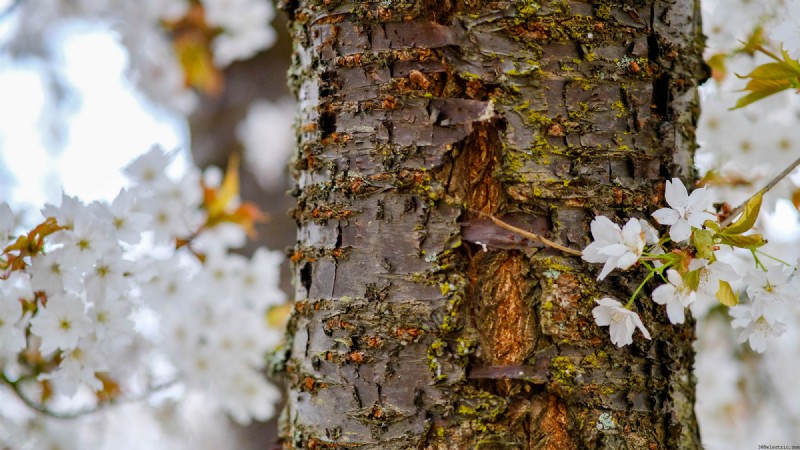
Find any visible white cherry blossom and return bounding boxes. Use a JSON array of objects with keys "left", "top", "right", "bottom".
[
  {"left": 730, "top": 304, "right": 787, "bottom": 353},
  {"left": 41, "top": 193, "right": 85, "bottom": 229},
  {"left": 87, "top": 293, "right": 134, "bottom": 344},
  {"left": 651, "top": 178, "right": 716, "bottom": 242},
  {"left": 90, "top": 190, "right": 151, "bottom": 244},
  {"left": 28, "top": 251, "right": 69, "bottom": 295},
  {"left": 123, "top": 145, "right": 174, "bottom": 189},
  {"left": 240, "top": 247, "right": 286, "bottom": 308},
  {"left": 592, "top": 297, "right": 651, "bottom": 347},
  {"left": 696, "top": 260, "right": 740, "bottom": 302},
  {"left": 29, "top": 293, "right": 92, "bottom": 355},
  {"left": 582, "top": 216, "right": 646, "bottom": 280},
  {"left": 0, "top": 274, "right": 28, "bottom": 357},
  {"left": 39, "top": 338, "right": 107, "bottom": 396},
  {"left": 217, "top": 367, "right": 281, "bottom": 425},
  {"left": 140, "top": 197, "right": 194, "bottom": 243},
  {"left": 745, "top": 266, "right": 794, "bottom": 324},
  {"left": 84, "top": 252, "right": 133, "bottom": 298},
  {"left": 770, "top": 2, "right": 800, "bottom": 57},
  {"left": 49, "top": 214, "right": 116, "bottom": 272},
  {"left": 652, "top": 270, "right": 697, "bottom": 324},
  {"left": 205, "top": 0, "right": 277, "bottom": 66}
]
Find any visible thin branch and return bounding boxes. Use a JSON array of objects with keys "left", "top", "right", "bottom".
[
  {"left": 468, "top": 209, "right": 583, "bottom": 256},
  {"left": 720, "top": 154, "right": 800, "bottom": 228},
  {"left": 1, "top": 372, "right": 179, "bottom": 420}
]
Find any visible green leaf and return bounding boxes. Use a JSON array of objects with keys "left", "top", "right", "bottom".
[
  {"left": 737, "top": 62, "right": 800, "bottom": 80},
  {"left": 716, "top": 280, "right": 738, "bottom": 307},
  {"left": 724, "top": 192, "right": 763, "bottom": 235},
  {"left": 732, "top": 84, "right": 792, "bottom": 109},
  {"left": 703, "top": 219, "right": 720, "bottom": 232},
  {"left": 716, "top": 232, "right": 767, "bottom": 248},
  {"left": 684, "top": 269, "right": 701, "bottom": 292},
  {"left": 739, "top": 26, "right": 767, "bottom": 56},
  {"left": 742, "top": 78, "right": 793, "bottom": 91},
  {"left": 781, "top": 47, "right": 800, "bottom": 74},
  {"left": 692, "top": 229, "right": 715, "bottom": 259}
]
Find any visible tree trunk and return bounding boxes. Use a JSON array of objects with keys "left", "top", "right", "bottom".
[{"left": 280, "top": 1, "right": 705, "bottom": 448}]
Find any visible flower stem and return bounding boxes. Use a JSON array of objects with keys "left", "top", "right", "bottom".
[
  {"left": 626, "top": 262, "right": 672, "bottom": 309},
  {"left": 750, "top": 248, "right": 767, "bottom": 272},
  {"left": 755, "top": 249, "right": 793, "bottom": 267}
]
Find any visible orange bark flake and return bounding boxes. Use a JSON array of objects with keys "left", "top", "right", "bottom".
[
  {"left": 536, "top": 395, "right": 575, "bottom": 450},
  {"left": 473, "top": 253, "right": 534, "bottom": 366}
]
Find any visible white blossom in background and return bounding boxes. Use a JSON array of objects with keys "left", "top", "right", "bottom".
[
  {"left": 592, "top": 298, "right": 651, "bottom": 347},
  {"left": 745, "top": 266, "right": 794, "bottom": 324},
  {"left": 2, "top": 0, "right": 195, "bottom": 113},
  {"left": 0, "top": 146, "right": 288, "bottom": 447},
  {"left": 696, "top": 0, "right": 800, "bottom": 212},
  {"left": 771, "top": 2, "right": 800, "bottom": 57},
  {"left": 692, "top": 0, "right": 800, "bottom": 437},
  {"left": 702, "top": 0, "right": 777, "bottom": 53},
  {"left": 29, "top": 293, "right": 93, "bottom": 355},
  {"left": 237, "top": 98, "right": 297, "bottom": 190},
  {"left": 205, "top": 0, "right": 277, "bottom": 66},
  {"left": 730, "top": 304, "right": 787, "bottom": 353},
  {"left": 1, "top": 0, "right": 277, "bottom": 114},
  {"left": 0, "top": 274, "right": 28, "bottom": 358}
]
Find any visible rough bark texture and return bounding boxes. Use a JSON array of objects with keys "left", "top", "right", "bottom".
[{"left": 280, "top": 1, "right": 705, "bottom": 448}]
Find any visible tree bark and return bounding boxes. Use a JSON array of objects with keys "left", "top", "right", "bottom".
[{"left": 280, "top": 1, "right": 705, "bottom": 448}]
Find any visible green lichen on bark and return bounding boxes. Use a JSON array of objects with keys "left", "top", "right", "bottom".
[{"left": 281, "top": 0, "right": 704, "bottom": 448}]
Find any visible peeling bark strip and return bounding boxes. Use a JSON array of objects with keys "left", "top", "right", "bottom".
[{"left": 281, "top": 1, "right": 703, "bottom": 449}]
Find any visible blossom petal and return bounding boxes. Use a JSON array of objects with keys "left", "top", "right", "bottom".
[
  {"left": 629, "top": 312, "right": 651, "bottom": 340},
  {"left": 639, "top": 219, "right": 660, "bottom": 244},
  {"left": 664, "top": 178, "right": 689, "bottom": 210},
  {"left": 614, "top": 252, "right": 639, "bottom": 270},
  {"left": 668, "top": 219, "right": 692, "bottom": 242},
  {"left": 590, "top": 216, "right": 620, "bottom": 242},
  {"left": 598, "top": 244, "right": 629, "bottom": 257},
  {"left": 686, "top": 186, "right": 711, "bottom": 211},
  {"left": 609, "top": 320, "right": 634, "bottom": 347},
  {"left": 651, "top": 208, "right": 680, "bottom": 225},
  {"left": 581, "top": 243, "right": 607, "bottom": 263},
  {"left": 620, "top": 218, "right": 642, "bottom": 243},
  {"left": 665, "top": 300, "right": 686, "bottom": 324},
  {"left": 592, "top": 304, "right": 614, "bottom": 326},
  {"left": 686, "top": 210, "right": 716, "bottom": 228},
  {"left": 666, "top": 269, "right": 683, "bottom": 286},
  {"left": 652, "top": 283, "right": 676, "bottom": 306},
  {"left": 597, "top": 260, "right": 616, "bottom": 280}
]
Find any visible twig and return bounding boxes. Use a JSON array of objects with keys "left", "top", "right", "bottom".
[
  {"left": 719, "top": 154, "right": 800, "bottom": 228},
  {"left": 469, "top": 209, "right": 583, "bottom": 256},
  {"left": 1, "top": 372, "right": 179, "bottom": 420}
]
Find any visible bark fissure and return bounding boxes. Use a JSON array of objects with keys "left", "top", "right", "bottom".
[{"left": 283, "top": 1, "right": 703, "bottom": 448}]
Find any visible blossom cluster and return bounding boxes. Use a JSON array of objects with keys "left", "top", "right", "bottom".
[
  {"left": 0, "top": 146, "right": 286, "bottom": 448},
  {"left": 2, "top": 0, "right": 278, "bottom": 112},
  {"left": 584, "top": 178, "right": 795, "bottom": 352},
  {"left": 690, "top": 5, "right": 800, "bottom": 444},
  {"left": 204, "top": 0, "right": 278, "bottom": 66}
]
